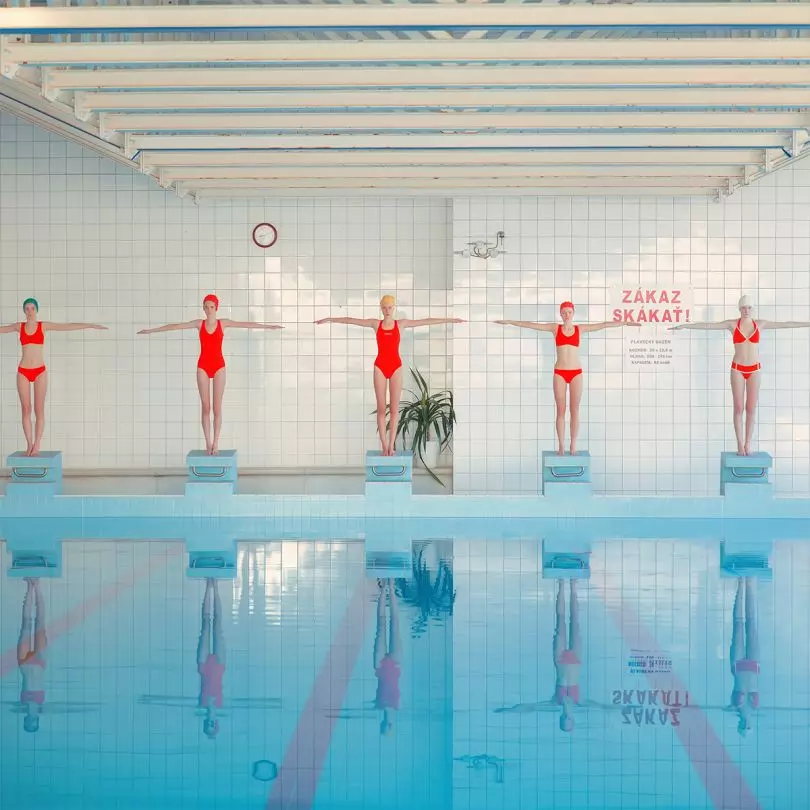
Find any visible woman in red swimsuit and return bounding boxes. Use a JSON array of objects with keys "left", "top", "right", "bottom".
[
  {"left": 197, "top": 578, "right": 226, "bottom": 739},
  {"left": 17, "top": 577, "right": 47, "bottom": 733},
  {"left": 496, "top": 302, "right": 639, "bottom": 455},
  {"left": 0, "top": 298, "right": 107, "bottom": 456},
  {"left": 729, "top": 577, "right": 759, "bottom": 737},
  {"left": 138, "top": 295, "right": 283, "bottom": 455},
  {"left": 374, "top": 578, "right": 402, "bottom": 737},
  {"left": 315, "top": 295, "right": 464, "bottom": 456},
  {"left": 670, "top": 294, "right": 810, "bottom": 455}
]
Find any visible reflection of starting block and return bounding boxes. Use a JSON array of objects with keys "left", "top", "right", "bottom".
[
  {"left": 541, "top": 536, "right": 592, "bottom": 580},
  {"left": 184, "top": 529, "right": 237, "bottom": 579},
  {"left": 186, "top": 450, "right": 237, "bottom": 497},
  {"left": 365, "top": 451, "right": 412, "bottom": 500},
  {"left": 5, "top": 451, "right": 62, "bottom": 497},
  {"left": 720, "top": 540, "right": 773, "bottom": 581},
  {"left": 3, "top": 521, "right": 63, "bottom": 578},
  {"left": 542, "top": 451, "right": 592, "bottom": 497},
  {"left": 720, "top": 452, "right": 772, "bottom": 500},
  {"left": 364, "top": 523, "right": 414, "bottom": 578}
]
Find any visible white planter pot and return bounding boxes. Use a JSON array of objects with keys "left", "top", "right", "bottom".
[{"left": 420, "top": 441, "right": 441, "bottom": 470}]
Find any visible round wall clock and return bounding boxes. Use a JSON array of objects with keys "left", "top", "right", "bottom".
[{"left": 252, "top": 223, "right": 278, "bottom": 249}]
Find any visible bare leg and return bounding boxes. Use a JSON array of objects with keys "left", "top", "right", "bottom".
[
  {"left": 17, "top": 579, "right": 35, "bottom": 662},
  {"left": 568, "top": 374, "right": 584, "bottom": 455},
  {"left": 730, "top": 369, "right": 746, "bottom": 455},
  {"left": 32, "top": 580, "right": 47, "bottom": 659},
  {"left": 211, "top": 368, "right": 227, "bottom": 456},
  {"left": 197, "top": 580, "right": 213, "bottom": 665},
  {"left": 743, "top": 374, "right": 760, "bottom": 457},
  {"left": 744, "top": 578, "right": 760, "bottom": 661},
  {"left": 730, "top": 578, "right": 744, "bottom": 678},
  {"left": 16, "top": 374, "right": 34, "bottom": 456},
  {"left": 196, "top": 369, "right": 213, "bottom": 454},
  {"left": 552, "top": 580, "right": 566, "bottom": 699},
  {"left": 569, "top": 580, "right": 581, "bottom": 657},
  {"left": 211, "top": 579, "right": 226, "bottom": 665},
  {"left": 373, "top": 584, "right": 387, "bottom": 669},
  {"left": 387, "top": 580, "right": 402, "bottom": 661},
  {"left": 373, "top": 367, "right": 388, "bottom": 455},
  {"left": 30, "top": 372, "right": 48, "bottom": 457},
  {"left": 387, "top": 369, "right": 404, "bottom": 457},
  {"left": 552, "top": 374, "right": 567, "bottom": 455}
]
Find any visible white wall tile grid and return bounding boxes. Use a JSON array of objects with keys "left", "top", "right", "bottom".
[
  {"left": 452, "top": 179, "right": 810, "bottom": 496},
  {"left": 0, "top": 112, "right": 452, "bottom": 469}
]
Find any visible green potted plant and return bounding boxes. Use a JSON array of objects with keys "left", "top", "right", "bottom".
[{"left": 376, "top": 368, "right": 455, "bottom": 486}]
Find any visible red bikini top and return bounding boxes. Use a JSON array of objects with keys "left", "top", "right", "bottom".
[
  {"left": 555, "top": 325, "right": 580, "bottom": 347},
  {"left": 733, "top": 319, "right": 760, "bottom": 344},
  {"left": 19, "top": 322, "right": 44, "bottom": 346}
]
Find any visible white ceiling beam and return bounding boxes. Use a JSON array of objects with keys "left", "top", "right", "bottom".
[
  {"left": 9, "top": 38, "right": 810, "bottom": 67},
  {"left": 75, "top": 88, "right": 810, "bottom": 116},
  {"left": 139, "top": 149, "right": 766, "bottom": 169},
  {"left": 1, "top": 5, "right": 807, "bottom": 34},
  {"left": 179, "top": 176, "right": 723, "bottom": 190},
  {"left": 43, "top": 65, "right": 810, "bottom": 93},
  {"left": 191, "top": 187, "right": 716, "bottom": 200},
  {"left": 100, "top": 111, "right": 810, "bottom": 134},
  {"left": 159, "top": 165, "right": 745, "bottom": 181},
  {"left": 124, "top": 132, "right": 789, "bottom": 154}
]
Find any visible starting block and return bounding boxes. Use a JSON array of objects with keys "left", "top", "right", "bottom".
[
  {"left": 365, "top": 451, "right": 412, "bottom": 500},
  {"left": 184, "top": 528, "right": 237, "bottom": 579},
  {"left": 3, "top": 520, "right": 63, "bottom": 578},
  {"left": 542, "top": 451, "right": 592, "bottom": 498},
  {"left": 720, "top": 452, "right": 772, "bottom": 500},
  {"left": 5, "top": 451, "right": 62, "bottom": 498},
  {"left": 364, "top": 523, "right": 413, "bottom": 578},
  {"left": 541, "top": 535, "right": 592, "bottom": 580},
  {"left": 720, "top": 539, "right": 773, "bottom": 581},
  {"left": 186, "top": 450, "right": 238, "bottom": 497}
]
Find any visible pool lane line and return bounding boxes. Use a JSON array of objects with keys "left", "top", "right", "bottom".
[
  {"left": 267, "top": 578, "right": 377, "bottom": 810},
  {"left": 0, "top": 545, "right": 182, "bottom": 679},
  {"left": 590, "top": 569, "right": 762, "bottom": 810}
]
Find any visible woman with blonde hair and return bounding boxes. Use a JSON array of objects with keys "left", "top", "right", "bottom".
[{"left": 316, "top": 296, "right": 464, "bottom": 455}]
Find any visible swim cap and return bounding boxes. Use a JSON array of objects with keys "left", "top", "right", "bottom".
[
  {"left": 559, "top": 301, "right": 575, "bottom": 313},
  {"left": 380, "top": 294, "right": 396, "bottom": 308},
  {"left": 738, "top": 294, "right": 752, "bottom": 309},
  {"left": 23, "top": 297, "right": 38, "bottom": 312},
  {"left": 203, "top": 294, "right": 219, "bottom": 310}
]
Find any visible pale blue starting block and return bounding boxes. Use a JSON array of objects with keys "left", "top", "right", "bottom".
[
  {"left": 365, "top": 451, "right": 412, "bottom": 500},
  {"left": 541, "top": 536, "right": 592, "bottom": 580},
  {"left": 184, "top": 528, "right": 237, "bottom": 580},
  {"left": 720, "top": 539, "right": 773, "bottom": 581},
  {"left": 720, "top": 452, "right": 772, "bottom": 500},
  {"left": 3, "top": 521, "right": 63, "bottom": 578},
  {"left": 541, "top": 451, "right": 592, "bottom": 498},
  {"left": 185, "top": 450, "right": 238, "bottom": 497},
  {"left": 5, "top": 451, "right": 62, "bottom": 498},
  {"left": 364, "top": 524, "right": 414, "bottom": 578}
]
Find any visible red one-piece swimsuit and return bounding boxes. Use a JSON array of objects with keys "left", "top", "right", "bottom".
[
  {"left": 198, "top": 320, "right": 225, "bottom": 379},
  {"left": 374, "top": 320, "right": 402, "bottom": 379}
]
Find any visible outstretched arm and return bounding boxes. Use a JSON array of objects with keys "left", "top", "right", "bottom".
[
  {"left": 137, "top": 320, "right": 199, "bottom": 335},
  {"left": 43, "top": 322, "right": 108, "bottom": 332},
  {"left": 759, "top": 320, "right": 810, "bottom": 330},
  {"left": 220, "top": 320, "right": 284, "bottom": 330},
  {"left": 400, "top": 317, "right": 465, "bottom": 328},
  {"left": 0, "top": 323, "right": 19, "bottom": 334},
  {"left": 494, "top": 319, "right": 556, "bottom": 333},
  {"left": 314, "top": 317, "right": 377, "bottom": 328},
  {"left": 668, "top": 320, "right": 734, "bottom": 332},
  {"left": 581, "top": 320, "right": 642, "bottom": 333}
]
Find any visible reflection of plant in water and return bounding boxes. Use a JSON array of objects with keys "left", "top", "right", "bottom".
[{"left": 394, "top": 545, "right": 455, "bottom": 637}]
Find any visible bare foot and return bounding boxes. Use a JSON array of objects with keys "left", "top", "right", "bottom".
[
  {"left": 211, "top": 445, "right": 219, "bottom": 456},
  {"left": 557, "top": 445, "right": 565, "bottom": 456},
  {"left": 380, "top": 437, "right": 387, "bottom": 456},
  {"left": 387, "top": 439, "right": 396, "bottom": 457},
  {"left": 29, "top": 443, "right": 40, "bottom": 457},
  {"left": 25, "top": 442, "right": 34, "bottom": 457},
  {"left": 569, "top": 444, "right": 576, "bottom": 456},
  {"left": 743, "top": 443, "right": 751, "bottom": 457}
]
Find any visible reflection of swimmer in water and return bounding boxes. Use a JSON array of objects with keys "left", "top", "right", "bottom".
[
  {"left": 198, "top": 578, "right": 226, "bottom": 739},
  {"left": 730, "top": 577, "right": 759, "bottom": 736},
  {"left": 496, "top": 580, "right": 605, "bottom": 731},
  {"left": 374, "top": 579, "right": 402, "bottom": 737},
  {"left": 17, "top": 578, "right": 46, "bottom": 733}
]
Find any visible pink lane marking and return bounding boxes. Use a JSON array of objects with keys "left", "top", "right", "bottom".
[
  {"left": 591, "top": 570, "right": 762, "bottom": 810},
  {"left": 268, "top": 579, "right": 375, "bottom": 810},
  {"left": 0, "top": 545, "right": 181, "bottom": 678}
]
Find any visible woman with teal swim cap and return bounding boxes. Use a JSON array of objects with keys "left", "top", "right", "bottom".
[{"left": 0, "top": 298, "right": 107, "bottom": 456}]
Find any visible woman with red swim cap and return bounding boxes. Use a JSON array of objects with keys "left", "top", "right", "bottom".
[
  {"left": 669, "top": 294, "right": 810, "bottom": 456},
  {"left": 496, "top": 301, "right": 639, "bottom": 455},
  {"left": 315, "top": 295, "right": 465, "bottom": 456},
  {"left": 138, "top": 295, "right": 283, "bottom": 455},
  {"left": 0, "top": 298, "right": 108, "bottom": 456}
]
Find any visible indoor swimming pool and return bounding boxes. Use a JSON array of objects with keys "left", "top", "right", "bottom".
[{"left": 0, "top": 519, "right": 805, "bottom": 810}]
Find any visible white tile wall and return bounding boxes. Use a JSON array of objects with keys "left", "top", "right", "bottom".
[
  {"left": 453, "top": 177, "right": 810, "bottom": 496},
  {"left": 0, "top": 112, "right": 452, "bottom": 469}
]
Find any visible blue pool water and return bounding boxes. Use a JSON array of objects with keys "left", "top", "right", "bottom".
[{"left": 1, "top": 521, "right": 807, "bottom": 810}]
